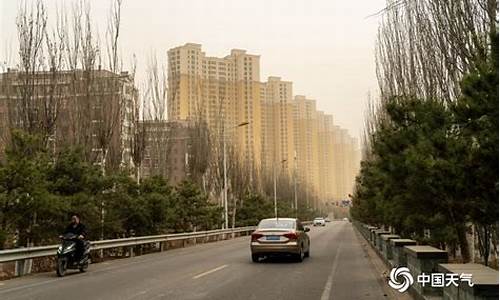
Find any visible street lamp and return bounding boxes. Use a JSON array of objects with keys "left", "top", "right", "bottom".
[
  {"left": 223, "top": 121, "right": 249, "bottom": 229},
  {"left": 294, "top": 151, "right": 298, "bottom": 217},
  {"left": 274, "top": 159, "right": 287, "bottom": 220}
]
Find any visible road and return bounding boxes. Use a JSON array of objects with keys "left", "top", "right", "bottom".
[{"left": 0, "top": 221, "right": 389, "bottom": 300}]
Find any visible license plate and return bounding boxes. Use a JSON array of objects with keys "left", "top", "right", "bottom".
[{"left": 266, "top": 236, "right": 280, "bottom": 241}]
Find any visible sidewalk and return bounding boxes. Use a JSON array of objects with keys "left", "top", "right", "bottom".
[{"left": 353, "top": 227, "right": 414, "bottom": 300}]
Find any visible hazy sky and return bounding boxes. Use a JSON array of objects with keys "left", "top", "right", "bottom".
[{"left": 1, "top": 0, "right": 386, "bottom": 138}]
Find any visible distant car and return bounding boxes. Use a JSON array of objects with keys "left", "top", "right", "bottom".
[
  {"left": 343, "top": 217, "right": 349, "bottom": 222},
  {"left": 250, "top": 218, "right": 310, "bottom": 262},
  {"left": 313, "top": 217, "right": 326, "bottom": 226},
  {"left": 325, "top": 217, "right": 331, "bottom": 222}
]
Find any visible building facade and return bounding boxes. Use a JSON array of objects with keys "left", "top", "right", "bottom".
[
  {"left": 167, "top": 43, "right": 262, "bottom": 169},
  {"left": 292, "top": 96, "right": 320, "bottom": 198},
  {"left": 166, "top": 43, "right": 360, "bottom": 204},
  {"left": 260, "top": 77, "right": 295, "bottom": 177},
  {"left": 0, "top": 68, "right": 136, "bottom": 171},
  {"left": 141, "top": 120, "right": 192, "bottom": 185}
]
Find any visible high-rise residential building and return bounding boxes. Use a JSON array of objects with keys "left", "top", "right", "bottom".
[
  {"left": 260, "top": 77, "right": 295, "bottom": 176},
  {"left": 166, "top": 43, "right": 361, "bottom": 205},
  {"left": 167, "top": 43, "right": 262, "bottom": 169},
  {"left": 330, "top": 126, "right": 360, "bottom": 201},
  {"left": 323, "top": 114, "right": 337, "bottom": 200},
  {"left": 317, "top": 111, "right": 336, "bottom": 201},
  {"left": 332, "top": 126, "right": 343, "bottom": 200},
  {"left": 293, "top": 95, "right": 320, "bottom": 198},
  {"left": 0, "top": 68, "right": 137, "bottom": 170}
]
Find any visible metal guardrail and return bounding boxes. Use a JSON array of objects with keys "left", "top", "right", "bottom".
[{"left": 0, "top": 226, "right": 256, "bottom": 264}]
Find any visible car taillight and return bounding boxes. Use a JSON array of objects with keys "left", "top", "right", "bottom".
[
  {"left": 284, "top": 232, "right": 298, "bottom": 240},
  {"left": 251, "top": 232, "right": 263, "bottom": 241}
]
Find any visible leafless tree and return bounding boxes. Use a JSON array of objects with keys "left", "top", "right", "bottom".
[
  {"left": 138, "top": 51, "right": 170, "bottom": 179},
  {"left": 370, "top": 0, "right": 498, "bottom": 263},
  {"left": 375, "top": 0, "right": 495, "bottom": 103},
  {"left": 12, "top": 0, "right": 48, "bottom": 135},
  {"left": 94, "top": 0, "right": 123, "bottom": 174}
]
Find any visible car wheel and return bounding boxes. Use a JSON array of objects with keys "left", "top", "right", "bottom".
[
  {"left": 304, "top": 247, "right": 310, "bottom": 258},
  {"left": 251, "top": 253, "right": 260, "bottom": 263},
  {"left": 296, "top": 247, "right": 304, "bottom": 262}
]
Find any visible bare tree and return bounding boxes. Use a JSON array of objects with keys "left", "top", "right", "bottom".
[
  {"left": 139, "top": 51, "right": 170, "bottom": 179},
  {"left": 375, "top": 0, "right": 493, "bottom": 103},
  {"left": 13, "top": 0, "right": 48, "bottom": 135},
  {"left": 370, "top": 0, "right": 498, "bottom": 263},
  {"left": 94, "top": 0, "right": 123, "bottom": 174}
]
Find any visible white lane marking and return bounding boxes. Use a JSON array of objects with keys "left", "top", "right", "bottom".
[
  {"left": 320, "top": 243, "right": 342, "bottom": 300},
  {"left": 0, "top": 239, "right": 246, "bottom": 294},
  {"left": 192, "top": 264, "right": 228, "bottom": 279}
]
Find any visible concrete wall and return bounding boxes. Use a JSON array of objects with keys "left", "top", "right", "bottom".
[{"left": 352, "top": 221, "right": 499, "bottom": 300}]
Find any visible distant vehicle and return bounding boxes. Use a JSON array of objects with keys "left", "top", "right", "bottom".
[
  {"left": 325, "top": 217, "right": 331, "bottom": 222},
  {"left": 250, "top": 218, "right": 310, "bottom": 263},
  {"left": 343, "top": 217, "right": 350, "bottom": 222},
  {"left": 313, "top": 217, "right": 326, "bottom": 226}
]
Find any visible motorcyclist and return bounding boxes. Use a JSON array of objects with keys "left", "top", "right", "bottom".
[{"left": 61, "top": 214, "right": 87, "bottom": 263}]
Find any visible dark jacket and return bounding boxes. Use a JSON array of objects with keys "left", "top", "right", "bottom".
[{"left": 64, "top": 223, "right": 87, "bottom": 238}]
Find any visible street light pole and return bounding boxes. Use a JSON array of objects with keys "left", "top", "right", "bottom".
[
  {"left": 223, "top": 131, "right": 228, "bottom": 229},
  {"left": 294, "top": 151, "right": 298, "bottom": 217},
  {"left": 273, "top": 165, "right": 277, "bottom": 220},
  {"left": 222, "top": 121, "right": 249, "bottom": 229},
  {"left": 273, "top": 159, "right": 287, "bottom": 220}
]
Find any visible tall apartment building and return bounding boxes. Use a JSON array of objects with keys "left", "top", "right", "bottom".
[
  {"left": 166, "top": 43, "right": 361, "bottom": 205},
  {"left": 317, "top": 111, "right": 336, "bottom": 201},
  {"left": 323, "top": 114, "right": 337, "bottom": 200},
  {"left": 0, "top": 68, "right": 136, "bottom": 170},
  {"left": 260, "top": 77, "right": 295, "bottom": 176},
  {"left": 330, "top": 127, "right": 360, "bottom": 201},
  {"left": 292, "top": 96, "right": 320, "bottom": 198},
  {"left": 167, "top": 43, "right": 262, "bottom": 168}
]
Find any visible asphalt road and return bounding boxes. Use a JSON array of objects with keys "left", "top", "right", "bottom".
[{"left": 0, "top": 221, "right": 388, "bottom": 300}]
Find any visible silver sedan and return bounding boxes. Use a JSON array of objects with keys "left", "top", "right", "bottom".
[{"left": 250, "top": 218, "right": 310, "bottom": 262}]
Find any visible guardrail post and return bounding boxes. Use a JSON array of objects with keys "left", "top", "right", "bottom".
[
  {"left": 129, "top": 246, "right": 135, "bottom": 257},
  {"left": 15, "top": 259, "right": 27, "bottom": 276}
]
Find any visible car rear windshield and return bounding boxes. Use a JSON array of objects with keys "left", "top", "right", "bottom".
[{"left": 258, "top": 219, "right": 295, "bottom": 229}]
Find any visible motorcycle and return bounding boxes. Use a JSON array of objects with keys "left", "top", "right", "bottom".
[{"left": 56, "top": 233, "right": 91, "bottom": 277}]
